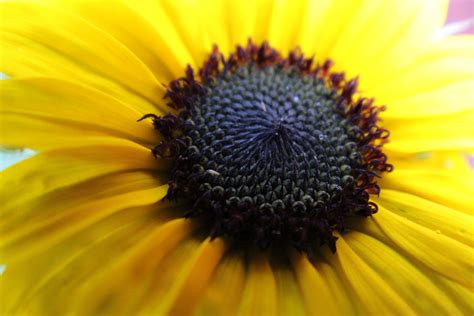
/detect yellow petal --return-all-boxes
[266,0,309,53]
[226,0,258,48]
[196,0,233,55]
[371,36,474,118]
[382,80,474,119]
[344,231,463,314]
[295,0,332,54]
[322,235,416,315]
[156,237,228,315]
[61,0,195,79]
[159,0,211,67]
[433,275,474,314]
[162,0,283,57]
[0,78,159,150]
[335,0,448,89]
[355,207,473,288]
[385,110,474,153]
[313,256,357,314]
[136,237,206,314]
[0,1,165,106]
[1,172,167,263]
[121,0,269,75]
[191,0,275,57]
[73,218,196,315]
[250,0,277,47]
[0,30,165,112]
[0,115,150,151]
[377,189,473,246]
[160,0,266,66]
[0,139,161,214]
[237,255,277,316]
[291,253,344,315]
[329,0,391,65]
[2,203,174,314]
[195,253,246,316]
[380,169,474,213]
[387,151,473,175]
[303,0,365,59]
[274,265,306,316]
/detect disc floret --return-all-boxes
[140,40,392,252]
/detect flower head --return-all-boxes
[1,0,473,315]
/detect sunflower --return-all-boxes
[1,0,473,315]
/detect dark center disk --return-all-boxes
[143,43,392,252]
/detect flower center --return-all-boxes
[141,41,392,252]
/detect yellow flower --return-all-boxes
[1,0,473,315]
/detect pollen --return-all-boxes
[140,41,392,252]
